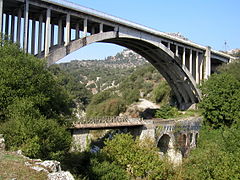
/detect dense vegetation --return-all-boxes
[0,42,72,160]
[181,59,240,179]
[62,133,175,180]
[61,57,240,179]
[1,40,239,179]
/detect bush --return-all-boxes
[102,134,175,179]
[200,73,240,128]
[155,105,179,119]
[152,81,171,104]
[0,42,72,160]
[122,88,140,105]
[182,126,240,179]
[86,98,126,117]
[90,158,129,180]
[1,98,71,160]
[0,42,73,123]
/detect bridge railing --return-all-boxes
[73,116,144,125]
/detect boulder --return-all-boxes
[0,134,5,151]
[35,160,61,173]
[48,171,75,180]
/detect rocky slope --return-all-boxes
[57,49,147,94]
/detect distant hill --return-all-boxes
[57,49,147,94]
[50,49,172,118]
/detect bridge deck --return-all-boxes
[72,122,144,130]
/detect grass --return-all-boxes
[0,151,47,180]
[177,109,203,119]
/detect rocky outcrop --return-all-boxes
[0,134,5,151]
[15,152,75,180]
[48,171,75,180]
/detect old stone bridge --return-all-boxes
[0,0,235,110]
[70,116,201,163]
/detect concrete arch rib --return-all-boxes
[106,39,185,105]
[46,31,201,109]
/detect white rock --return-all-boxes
[16,150,22,155]
[48,171,75,180]
[31,166,49,173]
[36,160,61,173]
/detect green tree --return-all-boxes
[155,105,179,119]
[103,134,174,179]
[152,81,171,104]
[0,42,73,160]
[182,126,240,179]
[0,42,73,123]
[200,73,240,128]
[1,98,71,160]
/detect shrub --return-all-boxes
[182,126,240,179]
[102,134,175,179]
[90,158,129,180]
[1,98,71,160]
[0,42,73,123]
[86,98,126,118]
[200,73,240,128]
[152,81,171,104]
[155,105,179,119]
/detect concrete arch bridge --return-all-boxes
[0,0,235,109]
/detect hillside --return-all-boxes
[50,49,173,118]
[56,49,147,94]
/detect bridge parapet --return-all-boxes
[72,116,144,129]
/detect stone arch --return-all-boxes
[157,134,171,154]
[46,31,201,110]
[195,133,199,147]
[189,133,193,145]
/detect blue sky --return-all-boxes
[59,0,240,63]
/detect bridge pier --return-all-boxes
[0,0,2,34]
[204,46,211,79]
[71,129,92,152]
[23,0,29,53]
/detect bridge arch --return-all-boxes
[46,31,201,109]
[157,134,172,154]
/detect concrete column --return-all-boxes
[23,0,29,53]
[99,22,103,33]
[189,49,193,74]
[83,18,88,37]
[31,20,36,54]
[51,24,54,47]
[195,51,199,84]
[44,8,51,57]
[182,47,186,66]
[0,0,3,34]
[199,53,203,83]
[17,8,22,45]
[75,23,79,39]
[204,46,211,79]
[58,18,63,45]
[65,13,70,45]
[175,45,179,57]
[10,14,15,42]
[167,42,170,49]
[5,14,9,39]
[38,14,43,54]
[91,26,95,35]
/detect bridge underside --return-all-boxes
[46,32,201,110]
